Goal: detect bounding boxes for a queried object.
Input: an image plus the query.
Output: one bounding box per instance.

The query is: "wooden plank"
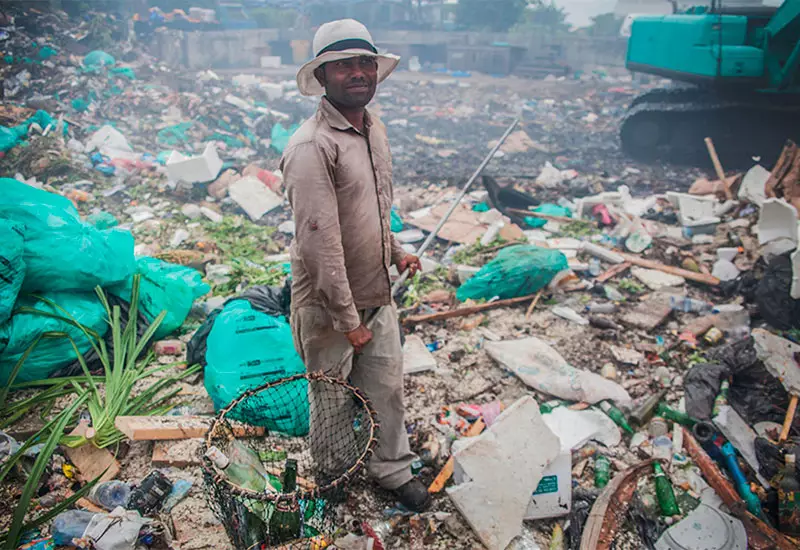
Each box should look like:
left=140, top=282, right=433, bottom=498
left=596, top=262, right=631, bottom=283
left=62, top=423, right=120, bottom=483
left=152, top=439, right=204, bottom=468
left=620, top=253, right=720, bottom=286
left=403, top=293, right=540, bottom=325
left=116, top=416, right=265, bottom=441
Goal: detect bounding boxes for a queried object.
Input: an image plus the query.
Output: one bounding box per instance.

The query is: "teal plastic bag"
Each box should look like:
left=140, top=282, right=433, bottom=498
left=108, top=257, right=210, bottom=340
left=391, top=209, right=403, bottom=232
left=0, top=110, right=69, bottom=152
left=86, top=211, right=118, bottom=230
left=0, top=291, right=109, bottom=386
left=84, top=50, right=115, bottom=68
left=157, top=122, right=193, bottom=147
left=204, top=300, right=309, bottom=436
left=270, top=123, right=300, bottom=154
left=524, top=204, right=572, bottom=229
left=108, top=67, right=135, bottom=80
left=0, top=179, right=135, bottom=293
left=456, top=245, right=568, bottom=302
left=0, top=221, right=25, bottom=325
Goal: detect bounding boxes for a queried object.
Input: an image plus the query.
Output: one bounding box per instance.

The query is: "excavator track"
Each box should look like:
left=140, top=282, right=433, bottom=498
left=620, top=87, right=800, bottom=167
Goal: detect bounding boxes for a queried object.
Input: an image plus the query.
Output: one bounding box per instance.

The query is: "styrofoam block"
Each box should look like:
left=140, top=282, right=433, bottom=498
left=228, top=176, right=283, bottom=221
left=166, top=143, right=223, bottom=184
left=757, top=198, right=799, bottom=245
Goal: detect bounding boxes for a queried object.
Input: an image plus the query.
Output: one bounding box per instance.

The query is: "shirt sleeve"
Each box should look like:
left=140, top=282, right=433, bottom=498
left=390, top=234, right=407, bottom=266
left=284, top=141, right=361, bottom=333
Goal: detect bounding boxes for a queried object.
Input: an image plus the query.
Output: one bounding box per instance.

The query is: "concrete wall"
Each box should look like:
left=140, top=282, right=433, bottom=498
left=152, top=27, right=627, bottom=73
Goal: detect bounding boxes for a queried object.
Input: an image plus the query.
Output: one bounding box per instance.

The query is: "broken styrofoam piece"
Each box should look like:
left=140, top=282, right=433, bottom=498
left=166, top=143, right=223, bottom=184
left=541, top=406, right=621, bottom=451
left=671, top=193, right=721, bottom=227
left=712, top=259, right=740, bottom=282
left=792, top=248, right=800, bottom=299
left=395, top=229, right=426, bottom=243
left=485, top=337, right=632, bottom=406
left=739, top=164, right=770, bottom=206
left=403, top=335, right=437, bottom=374
left=631, top=266, right=685, bottom=290
left=228, top=176, right=283, bottom=221
left=535, top=162, right=577, bottom=188
left=757, top=198, right=799, bottom=245
left=85, top=125, right=134, bottom=159
left=752, top=328, right=800, bottom=394
left=717, top=248, right=739, bottom=262
left=524, top=450, right=571, bottom=520
left=447, top=396, right=560, bottom=550
left=654, top=503, right=746, bottom=550
left=713, top=405, right=769, bottom=489
left=575, top=187, right=630, bottom=219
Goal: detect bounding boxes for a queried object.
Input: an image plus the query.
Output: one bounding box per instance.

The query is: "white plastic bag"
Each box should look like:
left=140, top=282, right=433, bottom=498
left=485, top=337, right=632, bottom=405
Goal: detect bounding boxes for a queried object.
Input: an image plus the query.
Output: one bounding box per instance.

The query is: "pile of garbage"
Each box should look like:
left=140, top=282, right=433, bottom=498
left=3, top=4, right=800, bottom=550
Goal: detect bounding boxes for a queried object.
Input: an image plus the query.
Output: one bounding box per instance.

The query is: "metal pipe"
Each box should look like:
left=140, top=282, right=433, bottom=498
left=391, top=116, right=521, bottom=294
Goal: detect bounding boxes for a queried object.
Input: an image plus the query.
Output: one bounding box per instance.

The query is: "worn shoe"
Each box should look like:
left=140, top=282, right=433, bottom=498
left=392, top=479, right=432, bottom=512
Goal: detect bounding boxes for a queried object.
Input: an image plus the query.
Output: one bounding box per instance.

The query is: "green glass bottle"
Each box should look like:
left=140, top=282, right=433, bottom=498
left=712, top=379, right=730, bottom=417
left=778, top=454, right=800, bottom=536
left=598, top=400, right=634, bottom=434
left=594, top=455, right=611, bottom=488
left=653, top=462, right=680, bottom=516
left=656, top=402, right=698, bottom=428
left=268, top=459, right=301, bottom=544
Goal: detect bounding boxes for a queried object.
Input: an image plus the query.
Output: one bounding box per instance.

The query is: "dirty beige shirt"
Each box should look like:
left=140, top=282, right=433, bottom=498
left=281, top=97, right=406, bottom=333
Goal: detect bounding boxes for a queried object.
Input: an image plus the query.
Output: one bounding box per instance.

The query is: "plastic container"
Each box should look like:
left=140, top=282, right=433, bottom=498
left=89, top=480, right=131, bottom=510
left=586, top=302, right=616, bottom=314
left=52, top=510, right=98, bottom=545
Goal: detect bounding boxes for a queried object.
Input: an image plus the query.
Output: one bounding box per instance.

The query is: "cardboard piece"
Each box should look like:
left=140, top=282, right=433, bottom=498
left=447, top=396, right=560, bottom=550
left=619, top=292, right=673, bottom=331
left=407, top=203, right=488, bottom=245
left=63, top=423, right=120, bottom=483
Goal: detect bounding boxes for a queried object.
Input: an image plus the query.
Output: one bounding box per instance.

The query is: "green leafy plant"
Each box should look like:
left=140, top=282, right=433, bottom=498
left=14, top=277, right=200, bottom=448
left=618, top=279, right=645, bottom=294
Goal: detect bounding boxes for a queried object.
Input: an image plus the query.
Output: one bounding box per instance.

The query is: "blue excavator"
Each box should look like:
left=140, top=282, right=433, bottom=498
left=621, top=0, right=800, bottom=166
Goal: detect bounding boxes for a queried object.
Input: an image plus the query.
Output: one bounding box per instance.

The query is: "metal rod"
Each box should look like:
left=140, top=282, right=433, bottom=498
left=391, top=116, right=521, bottom=294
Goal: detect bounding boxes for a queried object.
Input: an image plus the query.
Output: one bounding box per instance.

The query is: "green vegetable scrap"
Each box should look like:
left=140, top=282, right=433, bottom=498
left=618, top=278, right=645, bottom=294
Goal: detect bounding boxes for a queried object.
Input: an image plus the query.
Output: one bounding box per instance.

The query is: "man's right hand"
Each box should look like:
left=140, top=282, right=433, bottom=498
left=346, top=324, right=373, bottom=354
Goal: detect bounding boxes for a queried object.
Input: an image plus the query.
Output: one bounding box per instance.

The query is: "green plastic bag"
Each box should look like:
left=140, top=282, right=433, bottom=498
left=84, top=50, right=115, bottom=68
left=157, top=122, right=193, bottom=147
left=0, top=291, right=109, bottom=386
left=0, top=110, right=69, bottom=152
left=391, top=209, right=403, bottom=232
left=108, top=67, right=135, bottom=80
left=86, top=211, right=118, bottom=230
left=108, top=257, right=210, bottom=340
left=204, top=300, right=309, bottom=436
left=524, top=204, right=572, bottom=229
left=0, top=221, right=25, bottom=325
left=0, top=179, right=135, bottom=293
left=270, top=123, right=300, bottom=154
left=456, top=245, right=568, bottom=302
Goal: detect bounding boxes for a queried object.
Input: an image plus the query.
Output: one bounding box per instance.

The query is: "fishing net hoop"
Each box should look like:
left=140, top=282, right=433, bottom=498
left=202, top=371, right=379, bottom=503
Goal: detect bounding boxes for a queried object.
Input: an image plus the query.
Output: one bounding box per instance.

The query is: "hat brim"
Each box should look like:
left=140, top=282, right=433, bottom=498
left=296, top=49, right=400, bottom=96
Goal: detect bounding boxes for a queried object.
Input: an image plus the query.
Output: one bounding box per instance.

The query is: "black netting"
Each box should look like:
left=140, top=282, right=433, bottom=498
left=202, top=372, right=378, bottom=549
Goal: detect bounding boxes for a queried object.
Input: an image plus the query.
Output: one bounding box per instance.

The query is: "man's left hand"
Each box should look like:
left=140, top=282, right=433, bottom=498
left=398, top=254, right=422, bottom=277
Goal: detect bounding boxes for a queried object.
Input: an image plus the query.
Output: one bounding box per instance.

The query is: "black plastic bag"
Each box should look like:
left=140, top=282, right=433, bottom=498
left=755, top=253, right=800, bottom=330
left=684, top=362, right=730, bottom=420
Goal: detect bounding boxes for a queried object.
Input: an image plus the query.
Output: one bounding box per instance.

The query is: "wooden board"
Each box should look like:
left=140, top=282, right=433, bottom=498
left=116, top=416, right=265, bottom=441
left=63, top=423, right=120, bottom=483
left=152, top=439, right=204, bottom=468
left=618, top=293, right=674, bottom=332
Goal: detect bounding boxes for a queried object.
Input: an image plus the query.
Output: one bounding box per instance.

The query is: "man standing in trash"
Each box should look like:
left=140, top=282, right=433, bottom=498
left=281, top=19, right=430, bottom=511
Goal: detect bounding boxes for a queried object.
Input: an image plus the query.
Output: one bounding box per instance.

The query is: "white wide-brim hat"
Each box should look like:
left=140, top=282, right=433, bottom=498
left=296, top=19, right=400, bottom=97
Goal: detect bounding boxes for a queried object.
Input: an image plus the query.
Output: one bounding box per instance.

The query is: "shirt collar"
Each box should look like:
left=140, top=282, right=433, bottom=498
left=319, top=96, right=372, bottom=134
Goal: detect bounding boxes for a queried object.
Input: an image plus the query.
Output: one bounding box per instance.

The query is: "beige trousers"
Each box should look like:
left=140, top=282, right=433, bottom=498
left=291, top=304, right=416, bottom=490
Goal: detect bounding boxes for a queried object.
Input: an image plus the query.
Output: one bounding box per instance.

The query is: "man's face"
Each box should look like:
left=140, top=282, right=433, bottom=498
left=317, top=56, right=378, bottom=108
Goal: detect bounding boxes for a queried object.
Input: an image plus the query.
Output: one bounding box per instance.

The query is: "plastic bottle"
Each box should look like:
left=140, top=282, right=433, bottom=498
left=552, top=306, right=589, bottom=325
left=594, top=454, right=611, bottom=488
left=585, top=302, right=616, bottom=314
left=588, top=258, right=602, bottom=277
left=598, top=400, right=634, bottom=434
left=669, top=296, right=713, bottom=314
left=603, top=285, right=625, bottom=302
left=89, top=480, right=131, bottom=510
left=52, top=510, right=99, bottom=545
left=653, top=462, right=680, bottom=516
left=778, top=454, right=800, bottom=536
